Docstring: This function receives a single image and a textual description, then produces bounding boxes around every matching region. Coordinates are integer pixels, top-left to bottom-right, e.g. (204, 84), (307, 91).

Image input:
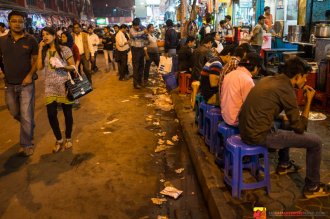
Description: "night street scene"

(0, 0), (330, 218)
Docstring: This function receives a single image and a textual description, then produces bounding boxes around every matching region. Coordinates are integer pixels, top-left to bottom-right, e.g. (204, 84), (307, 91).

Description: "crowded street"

(0, 58), (210, 218)
(0, 0), (330, 218)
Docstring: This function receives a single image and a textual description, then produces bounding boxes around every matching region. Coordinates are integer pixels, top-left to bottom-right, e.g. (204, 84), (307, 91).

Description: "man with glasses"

(72, 22), (94, 84)
(0, 10), (38, 156)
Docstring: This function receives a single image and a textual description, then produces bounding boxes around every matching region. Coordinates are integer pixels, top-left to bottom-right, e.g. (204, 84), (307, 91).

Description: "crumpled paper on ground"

(160, 186), (183, 199)
(154, 94), (173, 111)
(172, 135), (179, 142)
(151, 198), (167, 205)
(308, 111), (327, 121)
(155, 145), (172, 153)
(175, 168), (184, 174)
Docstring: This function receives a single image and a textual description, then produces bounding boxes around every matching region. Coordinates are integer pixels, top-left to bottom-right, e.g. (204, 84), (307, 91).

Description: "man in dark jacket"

(165, 19), (178, 57)
(177, 36), (195, 72)
(191, 35), (214, 81)
(239, 57), (329, 199)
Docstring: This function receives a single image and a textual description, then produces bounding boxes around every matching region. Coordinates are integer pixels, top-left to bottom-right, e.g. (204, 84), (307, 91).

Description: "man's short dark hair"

(264, 6), (270, 11)
(120, 24), (128, 29)
(147, 24), (153, 30)
(0, 22), (5, 28)
(206, 17), (211, 23)
(219, 44), (236, 56)
(258, 15), (266, 21)
(185, 36), (195, 44)
(239, 52), (263, 72)
(202, 35), (214, 45)
(73, 22), (81, 28)
(113, 24), (119, 28)
(234, 47), (246, 59)
(8, 10), (27, 21)
(238, 43), (256, 54)
(166, 19), (174, 27)
(132, 18), (141, 26)
(87, 26), (93, 30)
(225, 15), (231, 21)
(220, 20), (226, 25)
(282, 57), (310, 78)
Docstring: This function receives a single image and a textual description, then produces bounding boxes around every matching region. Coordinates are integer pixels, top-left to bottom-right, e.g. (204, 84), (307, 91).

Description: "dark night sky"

(93, 0), (134, 9)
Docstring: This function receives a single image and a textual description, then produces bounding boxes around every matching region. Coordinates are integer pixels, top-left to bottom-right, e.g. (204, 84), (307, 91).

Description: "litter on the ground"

(172, 135), (179, 142)
(106, 118), (119, 124)
(308, 111), (327, 121)
(160, 179), (165, 183)
(164, 181), (174, 187)
(155, 145), (171, 153)
(147, 103), (154, 107)
(174, 119), (179, 123)
(103, 132), (112, 134)
(157, 216), (169, 219)
(154, 94), (173, 111)
(145, 94), (153, 98)
(146, 118), (153, 121)
(151, 198), (167, 205)
(121, 100), (130, 103)
(153, 122), (160, 126)
(160, 186), (183, 199)
(158, 139), (165, 145)
(166, 140), (174, 145)
(100, 127), (105, 130)
(157, 132), (166, 137)
(96, 162), (100, 165)
(75, 139), (79, 143)
(175, 168), (184, 174)
(130, 95), (139, 99)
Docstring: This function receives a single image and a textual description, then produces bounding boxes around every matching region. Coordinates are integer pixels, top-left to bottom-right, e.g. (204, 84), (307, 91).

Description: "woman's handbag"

(65, 67), (93, 101)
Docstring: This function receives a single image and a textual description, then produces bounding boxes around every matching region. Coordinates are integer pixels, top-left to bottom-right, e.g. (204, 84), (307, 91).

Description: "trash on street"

(172, 135), (179, 142)
(175, 168), (184, 174)
(166, 140), (174, 145)
(155, 145), (171, 153)
(106, 118), (119, 124)
(151, 197), (167, 205)
(160, 186), (183, 199)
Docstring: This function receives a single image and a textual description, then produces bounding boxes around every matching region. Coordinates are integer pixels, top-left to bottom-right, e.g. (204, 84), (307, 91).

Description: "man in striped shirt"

(129, 18), (148, 89)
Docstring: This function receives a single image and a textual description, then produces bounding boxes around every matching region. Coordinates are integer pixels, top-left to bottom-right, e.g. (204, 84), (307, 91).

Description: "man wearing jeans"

(0, 10), (38, 156)
(239, 57), (329, 199)
(116, 24), (130, 81)
(129, 18), (148, 89)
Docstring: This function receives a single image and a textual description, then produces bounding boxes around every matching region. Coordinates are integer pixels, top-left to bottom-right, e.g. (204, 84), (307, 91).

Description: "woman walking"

(60, 31), (80, 68)
(37, 27), (76, 153)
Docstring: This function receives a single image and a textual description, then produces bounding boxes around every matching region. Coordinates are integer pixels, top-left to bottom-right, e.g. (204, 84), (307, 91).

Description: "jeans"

(117, 50), (128, 79)
(90, 51), (98, 71)
(5, 82), (35, 147)
(79, 54), (92, 85)
(168, 49), (176, 57)
(265, 129), (322, 185)
(131, 47), (145, 86)
(103, 50), (117, 71)
(144, 52), (160, 82)
(46, 101), (73, 141)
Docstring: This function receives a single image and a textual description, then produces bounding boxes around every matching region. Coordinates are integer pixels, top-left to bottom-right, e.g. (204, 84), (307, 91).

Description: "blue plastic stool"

(216, 122), (240, 158)
(194, 93), (204, 123)
(198, 102), (215, 136)
(224, 135), (271, 199)
(205, 108), (222, 152)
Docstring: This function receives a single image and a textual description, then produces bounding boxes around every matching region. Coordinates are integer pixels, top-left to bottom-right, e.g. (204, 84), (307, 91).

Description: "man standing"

(144, 24), (160, 86)
(239, 57), (329, 198)
(264, 6), (273, 31)
(72, 22), (94, 84)
(165, 19), (179, 57)
(129, 18), (148, 89)
(0, 22), (9, 37)
(251, 15), (266, 55)
(87, 26), (99, 73)
(116, 24), (130, 81)
(0, 11), (38, 156)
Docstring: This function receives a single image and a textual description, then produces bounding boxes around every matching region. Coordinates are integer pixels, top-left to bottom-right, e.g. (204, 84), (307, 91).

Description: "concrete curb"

(171, 91), (237, 219)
